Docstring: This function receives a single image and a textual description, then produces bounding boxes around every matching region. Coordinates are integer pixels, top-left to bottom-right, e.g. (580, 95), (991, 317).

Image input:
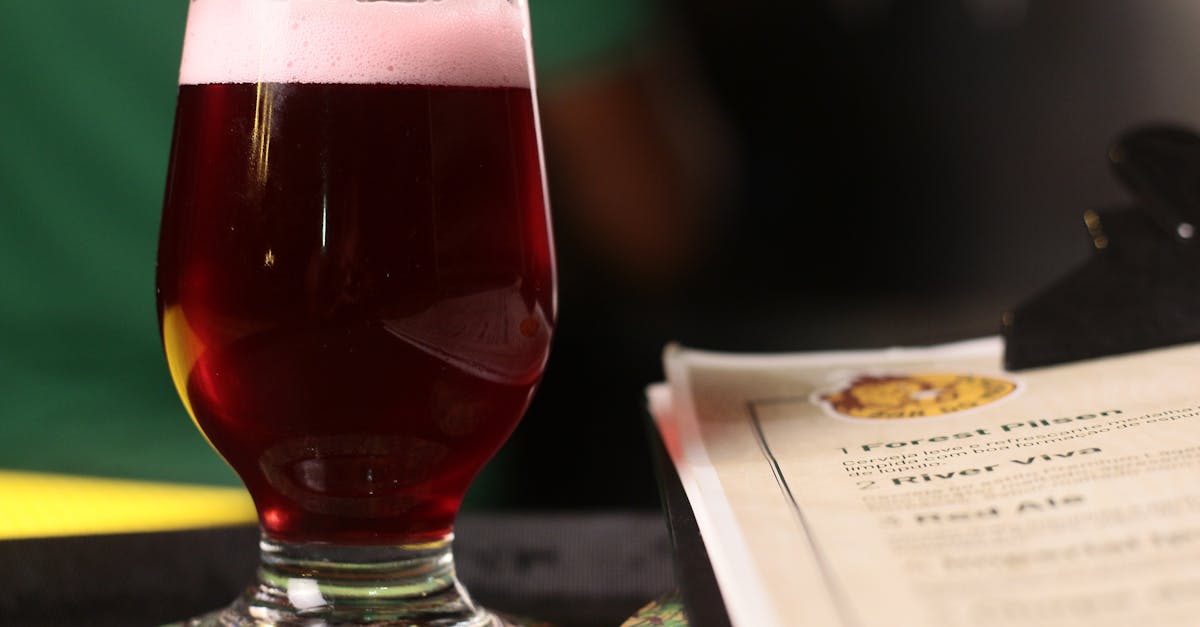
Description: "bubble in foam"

(179, 0), (532, 87)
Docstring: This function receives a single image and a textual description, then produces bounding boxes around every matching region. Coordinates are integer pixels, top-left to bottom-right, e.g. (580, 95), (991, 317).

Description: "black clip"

(1004, 124), (1200, 370)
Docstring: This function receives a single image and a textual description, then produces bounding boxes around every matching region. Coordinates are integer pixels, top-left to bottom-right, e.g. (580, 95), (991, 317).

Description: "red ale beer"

(157, 0), (553, 544)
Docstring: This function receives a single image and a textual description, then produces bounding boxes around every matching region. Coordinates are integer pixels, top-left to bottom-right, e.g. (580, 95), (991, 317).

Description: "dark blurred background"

(4, 0), (1200, 512)
(507, 0), (1200, 510)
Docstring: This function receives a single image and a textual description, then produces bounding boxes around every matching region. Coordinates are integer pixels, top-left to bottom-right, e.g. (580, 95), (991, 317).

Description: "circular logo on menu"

(817, 373), (1018, 419)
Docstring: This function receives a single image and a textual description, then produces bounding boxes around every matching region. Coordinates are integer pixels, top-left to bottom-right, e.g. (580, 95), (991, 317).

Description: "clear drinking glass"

(156, 0), (554, 624)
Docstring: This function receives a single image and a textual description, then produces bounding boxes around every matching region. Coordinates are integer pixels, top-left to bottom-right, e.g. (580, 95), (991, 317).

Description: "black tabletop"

(0, 512), (674, 627)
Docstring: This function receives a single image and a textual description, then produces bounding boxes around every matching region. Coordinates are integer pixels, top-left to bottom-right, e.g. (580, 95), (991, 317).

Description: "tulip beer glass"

(156, 0), (554, 623)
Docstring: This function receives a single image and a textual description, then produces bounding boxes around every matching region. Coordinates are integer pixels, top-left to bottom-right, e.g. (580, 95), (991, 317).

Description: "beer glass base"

(175, 606), (521, 627)
(168, 534), (523, 627)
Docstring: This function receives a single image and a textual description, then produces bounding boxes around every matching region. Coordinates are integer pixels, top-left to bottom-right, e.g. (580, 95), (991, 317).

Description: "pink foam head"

(179, 0), (532, 87)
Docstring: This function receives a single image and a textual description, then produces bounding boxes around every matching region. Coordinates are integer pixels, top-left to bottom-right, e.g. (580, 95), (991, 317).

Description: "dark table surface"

(0, 512), (675, 627)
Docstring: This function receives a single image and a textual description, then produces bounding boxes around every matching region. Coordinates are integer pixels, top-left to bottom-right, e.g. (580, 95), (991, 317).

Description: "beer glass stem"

(190, 533), (511, 626)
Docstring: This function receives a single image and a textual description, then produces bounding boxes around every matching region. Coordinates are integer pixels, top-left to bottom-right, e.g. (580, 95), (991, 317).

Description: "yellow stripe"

(0, 471), (256, 540)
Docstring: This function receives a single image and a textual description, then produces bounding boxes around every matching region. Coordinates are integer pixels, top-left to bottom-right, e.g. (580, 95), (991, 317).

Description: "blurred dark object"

(0, 513), (672, 627)
(1005, 125), (1200, 369)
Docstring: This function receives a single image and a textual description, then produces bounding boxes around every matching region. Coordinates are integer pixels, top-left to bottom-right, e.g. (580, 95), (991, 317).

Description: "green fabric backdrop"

(0, 1), (650, 504)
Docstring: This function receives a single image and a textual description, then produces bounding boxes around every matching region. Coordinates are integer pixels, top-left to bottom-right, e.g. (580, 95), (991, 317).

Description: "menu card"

(650, 338), (1200, 627)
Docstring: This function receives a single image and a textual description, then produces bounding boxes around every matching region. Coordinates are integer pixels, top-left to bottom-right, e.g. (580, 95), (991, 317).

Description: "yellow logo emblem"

(819, 373), (1017, 419)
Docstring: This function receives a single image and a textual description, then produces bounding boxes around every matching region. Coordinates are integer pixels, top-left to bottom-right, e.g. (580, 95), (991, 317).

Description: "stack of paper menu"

(650, 338), (1200, 627)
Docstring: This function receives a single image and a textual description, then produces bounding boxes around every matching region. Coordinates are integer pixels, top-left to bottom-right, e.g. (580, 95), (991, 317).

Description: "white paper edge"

(654, 356), (789, 627)
(674, 335), (1003, 369)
